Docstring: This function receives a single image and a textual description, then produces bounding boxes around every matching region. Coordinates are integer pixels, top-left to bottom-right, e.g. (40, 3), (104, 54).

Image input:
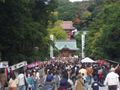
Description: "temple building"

(54, 40), (79, 57)
(61, 21), (75, 39)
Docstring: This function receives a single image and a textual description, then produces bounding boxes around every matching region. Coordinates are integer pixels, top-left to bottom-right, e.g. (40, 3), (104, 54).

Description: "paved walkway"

(5, 85), (120, 90)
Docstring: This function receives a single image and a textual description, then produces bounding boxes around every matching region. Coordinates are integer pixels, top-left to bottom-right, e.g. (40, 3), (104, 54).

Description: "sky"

(69, 0), (88, 2)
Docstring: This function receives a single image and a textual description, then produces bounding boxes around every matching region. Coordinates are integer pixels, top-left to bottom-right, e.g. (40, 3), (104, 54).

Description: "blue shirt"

(27, 77), (34, 85)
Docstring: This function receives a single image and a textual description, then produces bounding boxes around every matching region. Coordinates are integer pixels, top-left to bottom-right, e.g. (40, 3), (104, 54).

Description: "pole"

(50, 35), (54, 59)
(81, 31), (87, 59)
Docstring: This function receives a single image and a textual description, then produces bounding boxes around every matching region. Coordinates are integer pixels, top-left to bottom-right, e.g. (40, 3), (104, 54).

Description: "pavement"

(5, 85), (120, 90)
(99, 86), (108, 90)
(95, 86), (108, 90)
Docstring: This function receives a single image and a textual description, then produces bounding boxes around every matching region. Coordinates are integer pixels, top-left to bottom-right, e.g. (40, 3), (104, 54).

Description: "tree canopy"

(56, 0), (81, 21)
(0, 0), (57, 64)
(48, 20), (67, 40)
(84, 0), (120, 61)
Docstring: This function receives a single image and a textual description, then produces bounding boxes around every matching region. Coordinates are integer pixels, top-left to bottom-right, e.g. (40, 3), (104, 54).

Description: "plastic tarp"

(81, 57), (95, 63)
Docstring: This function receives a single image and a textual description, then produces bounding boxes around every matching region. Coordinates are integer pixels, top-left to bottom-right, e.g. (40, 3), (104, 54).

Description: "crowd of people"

(0, 58), (120, 90)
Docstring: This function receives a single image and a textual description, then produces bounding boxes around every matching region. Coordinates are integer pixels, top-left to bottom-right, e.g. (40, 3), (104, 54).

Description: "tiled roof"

(54, 40), (79, 50)
(61, 21), (75, 30)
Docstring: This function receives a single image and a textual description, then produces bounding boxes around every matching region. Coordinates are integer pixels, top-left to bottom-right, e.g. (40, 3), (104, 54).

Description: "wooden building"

(61, 21), (75, 39)
(54, 40), (79, 57)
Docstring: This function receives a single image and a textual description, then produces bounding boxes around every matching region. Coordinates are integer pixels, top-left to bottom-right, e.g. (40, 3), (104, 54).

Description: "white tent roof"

(81, 57), (95, 63)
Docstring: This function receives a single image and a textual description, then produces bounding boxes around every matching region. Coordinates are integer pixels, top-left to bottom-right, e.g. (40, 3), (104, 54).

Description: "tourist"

(75, 74), (84, 90)
(91, 77), (103, 90)
(9, 74), (18, 90)
(26, 73), (34, 90)
(17, 70), (26, 90)
(104, 68), (119, 90)
(43, 71), (55, 90)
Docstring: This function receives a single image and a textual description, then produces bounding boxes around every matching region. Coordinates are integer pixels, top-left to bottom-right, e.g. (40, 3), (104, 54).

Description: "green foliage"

(56, 0), (81, 20)
(85, 1), (120, 61)
(55, 0), (94, 31)
(81, 11), (91, 20)
(0, 0), (5, 3)
(48, 21), (67, 40)
(0, 0), (57, 64)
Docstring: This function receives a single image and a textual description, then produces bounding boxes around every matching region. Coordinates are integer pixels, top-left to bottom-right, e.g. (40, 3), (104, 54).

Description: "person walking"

(54, 72), (61, 89)
(104, 68), (119, 90)
(58, 78), (68, 90)
(0, 73), (7, 90)
(9, 74), (18, 90)
(26, 73), (34, 90)
(75, 74), (84, 90)
(17, 70), (26, 90)
(43, 71), (55, 90)
(91, 77), (103, 90)
(86, 66), (93, 85)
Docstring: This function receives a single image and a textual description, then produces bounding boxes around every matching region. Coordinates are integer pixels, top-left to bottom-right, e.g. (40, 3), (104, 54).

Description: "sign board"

(10, 61), (27, 70)
(0, 61), (8, 68)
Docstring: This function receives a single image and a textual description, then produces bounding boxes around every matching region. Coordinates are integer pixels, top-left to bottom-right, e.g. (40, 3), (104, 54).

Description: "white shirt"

(17, 73), (25, 86)
(104, 72), (119, 86)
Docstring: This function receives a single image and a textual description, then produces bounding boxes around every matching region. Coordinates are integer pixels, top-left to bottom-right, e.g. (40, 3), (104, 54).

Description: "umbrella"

(81, 57), (95, 63)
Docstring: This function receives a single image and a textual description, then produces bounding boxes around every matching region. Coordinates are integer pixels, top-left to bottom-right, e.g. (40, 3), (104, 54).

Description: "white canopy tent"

(81, 57), (95, 63)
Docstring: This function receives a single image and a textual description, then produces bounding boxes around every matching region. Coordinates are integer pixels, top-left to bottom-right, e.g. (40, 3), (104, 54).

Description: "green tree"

(56, 0), (81, 20)
(0, 0), (57, 64)
(48, 20), (67, 40)
(85, 1), (120, 61)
